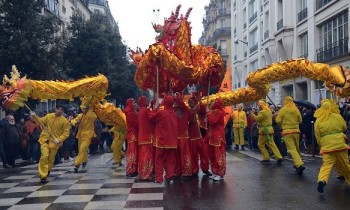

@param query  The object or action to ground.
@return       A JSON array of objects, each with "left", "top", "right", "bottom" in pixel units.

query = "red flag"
[{"left": 219, "top": 64, "right": 233, "bottom": 125}]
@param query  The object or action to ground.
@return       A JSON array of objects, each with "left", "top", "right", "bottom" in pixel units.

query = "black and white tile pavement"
[{"left": 0, "top": 153, "right": 164, "bottom": 210}]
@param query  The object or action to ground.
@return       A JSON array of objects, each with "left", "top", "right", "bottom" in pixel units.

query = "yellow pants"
[
  {"left": 318, "top": 150, "right": 350, "bottom": 185},
  {"left": 233, "top": 127, "right": 245, "bottom": 145},
  {"left": 38, "top": 144, "right": 58, "bottom": 179},
  {"left": 283, "top": 133, "right": 304, "bottom": 167},
  {"left": 75, "top": 138, "right": 91, "bottom": 167},
  {"left": 258, "top": 134, "right": 282, "bottom": 161},
  {"left": 111, "top": 137, "right": 125, "bottom": 163}
]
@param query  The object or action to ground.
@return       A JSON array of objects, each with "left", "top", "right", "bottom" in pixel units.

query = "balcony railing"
[
  {"left": 264, "top": 30, "right": 269, "bottom": 39},
  {"left": 316, "top": 37, "right": 349, "bottom": 62},
  {"left": 277, "top": 19, "right": 283, "bottom": 30},
  {"left": 249, "top": 12, "right": 257, "bottom": 23},
  {"left": 250, "top": 44, "right": 258, "bottom": 53},
  {"left": 218, "top": 8, "right": 227, "bottom": 16},
  {"left": 297, "top": 8, "right": 307, "bottom": 23},
  {"left": 316, "top": 0, "right": 332, "bottom": 11},
  {"left": 213, "top": 27, "right": 231, "bottom": 38},
  {"left": 221, "top": 49, "right": 228, "bottom": 55}
]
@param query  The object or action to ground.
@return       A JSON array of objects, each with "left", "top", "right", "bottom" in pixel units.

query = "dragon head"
[
  {"left": 129, "top": 47, "right": 144, "bottom": 65},
  {"left": 0, "top": 66, "right": 32, "bottom": 110}
]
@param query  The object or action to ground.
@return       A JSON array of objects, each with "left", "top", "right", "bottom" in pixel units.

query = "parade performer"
[
  {"left": 150, "top": 95, "right": 177, "bottom": 183},
  {"left": 276, "top": 96, "right": 304, "bottom": 175},
  {"left": 188, "top": 95, "right": 212, "bottom": 176},
  {"left": 30, "top": 105, "right": 70, "bottom": 183},
  {"left": 137, "top": 96, "right": 154, "bottom": 180},
  {"left": 71, "top": 105, "right": 97, "bottom": 172},
  {"left": 314, "top": 101, "right": 350, "bottom": 193},
  {"left": 207, "top": 98, "right": 226, "bottom": 181},
  {"left": 232, "top": 104, "right": 247, "bottom": 150},
  {"left": 125, "top": 98, "right": 138, "bottom": 178},
  {"left": 173, "top": 93, "right": 192, "bottom": 180},
  {"left": 110, "top": 123, "right": 126, "bottom": 168},
  {"left": 251, "top": 100, "right": 283, "bottom": 164}
]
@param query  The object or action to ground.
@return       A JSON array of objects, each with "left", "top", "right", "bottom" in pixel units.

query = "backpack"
[{"left": 94, "top": 119, "right": 103, "bottom": 138}]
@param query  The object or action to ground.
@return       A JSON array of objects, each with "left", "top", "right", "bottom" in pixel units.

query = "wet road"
[{"left": 0, "top": 150, "right": 349, "bottom": 209}]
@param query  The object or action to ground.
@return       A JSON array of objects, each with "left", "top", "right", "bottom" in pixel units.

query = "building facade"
[
  {"left": 199, "top": 0, "right": 232, "bottom": 67},
  {"left": 231, "top": 0, "right": 349, "bottom": 105}
]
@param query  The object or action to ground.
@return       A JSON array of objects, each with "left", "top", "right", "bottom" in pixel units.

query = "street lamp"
[{"left": 234, "top": 40, "right": 248, "bottom": 45}]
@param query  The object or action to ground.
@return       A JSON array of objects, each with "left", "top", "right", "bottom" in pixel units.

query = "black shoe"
[
  {"left": 47, "top": 171, "right": 50, "bottom": 177},
  {"left": 336, "top": 176, "right": 345, "bottom": 181},
  {"left": 180, "top": 176, "right": 191, "bottom": 181},
  {"left": 192, "top": 173, "right": 198, "bottom": 177},
  {"left": 126, "top": 172, "right": 138, "bottom": 178},
  {"left": 260, "top": 160, "right": 270, "bottom": 164},
  {"left": 40, "top": 178, "right": 48, "bottom": 184},
  {"left": 317, "top": 181, "right": 326, "bottom": 193},
  {"left": 277, "top": 159, "right": 283, "bottom": 165},
  {"left": 234, "top": 145, "right": 239, "bottom": 150},
  {"left": 166, "top": 179, "right": 174, "bottom": 184},
  {"left": 203, "top": 170, "right": 213, "bottom": 176},
  {"left": 296, "top": 165, "right": 305, "bottom": 175},
  {"left": 82, "top": 162, "right": 87, "bottom": 169},
  {"left": 241, "top": 146, "right": 245, "bottom": 151},
  {"left": 3, "top": 164, "right": 9, "bottom": 168},
  {"left": 74, "top": 166, "right": 79, "bottom": 173}
]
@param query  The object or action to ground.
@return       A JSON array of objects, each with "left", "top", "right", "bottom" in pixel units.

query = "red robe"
[
  {"left": 207, "top": 99, "right": 226, "bottom": 177},
  {"left": 174, "top": 97, "right": 192, "bottom": 177},
  {"left": 137, "top": 96, "right": 154, "bottom": 179},
  {"left": 125, "top": 99, "right": 138, "bottom": 175}
]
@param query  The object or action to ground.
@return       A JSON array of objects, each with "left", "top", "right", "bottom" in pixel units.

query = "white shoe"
[
  {"left": 213, "top": 176, "right": 224, "bottom": 181},
  {"left": 209, "top": 175, "right": 215, "bottom": 179},
  {"left": 68, "top": 157, "right": 74, "bottom": 162}
]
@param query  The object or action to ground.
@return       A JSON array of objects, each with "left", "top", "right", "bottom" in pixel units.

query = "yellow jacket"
[
  {"left": 232, "top": 110, "right": 247, "bottom": 128},
  {"left": 110, "top": 124, "right": 126, "bottom": 141},
  {"left": 71, "top": 110, "right": 97, "bottom": 140},
  {"left": 251, "top": 110, "right": 274, "bottom": 135},
  {"left": 275, "top": 106, "right": 302, "bottom": 135},
  {"left": 34, "top": 113, "right": 70, "bottom": 148},
  {"left": 315, "top": 113, "right": 349, "bottom": 154}
]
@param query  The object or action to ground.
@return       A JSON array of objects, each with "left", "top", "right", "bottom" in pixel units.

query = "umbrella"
[{"left": 293, "top": 100, "right": 316, "bottom": 110}]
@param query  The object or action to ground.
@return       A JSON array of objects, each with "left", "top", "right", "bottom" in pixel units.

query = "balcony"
[
  {"left": 316, "top": 37, "right": 349, "bottom": 62},
  {"left": 277, "top": 19, "right": 283, "bottom": 30},
  {"left": 316, "top": 0, "right": 332, "bottom": 11},
  {"left": 250, "top": 44, "right": 258, "bottom": 53},
  {"left": 297, "top": 8, "right": 307, "bottom": 23},
  {"left": 298, "top": 54, "right": 308, "bottom": 59},
  {"left": 221, "top": 49, "right": 228, "bottom": 55},
  {"left": 249, "top": 12, "right": 257, "bottom": 23},
  {"left": 264, "top": 30, "right": 269, "bottom": 39},
  {"left": 213, "top": 27, "right": 231, "bottom": 38},
  {"left": 218, "top": 8, "right": 228, "bottom": 16}
]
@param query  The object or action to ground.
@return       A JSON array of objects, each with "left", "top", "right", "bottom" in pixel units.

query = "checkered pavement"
[{"left": 0, "top": 153, "right": 164, "bottom": 210}]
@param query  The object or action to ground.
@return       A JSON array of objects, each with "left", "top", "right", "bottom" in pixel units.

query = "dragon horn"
[
  {"left": 185, "top": 8, "right": 193, "bottom": 20},
  {"left": 10, "top": 65, "right": 21, "bottom": 80},
  {"left": 3, "top": 75, "right": 10, "bottom": 85},
  {"left": 175, "top": 4, "right": 181, "bottom": 19}
]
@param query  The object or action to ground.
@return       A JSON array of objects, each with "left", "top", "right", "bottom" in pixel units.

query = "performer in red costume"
[
  {"left": 150, "top": 95, "right": 178, "bottom": 183},
  {"left": 137, "top": 96, "right": 154, "bottom": 180},
  {"left": 124, "top": 98, "right": 138, "bottom": 178},
  {"left": 173, "top": 93, "right": 192, "bottom": 180},
  {"left": 189, "top": 93, "right": 212, "bottom": 176},
  {"left": 207, "top": 98, "right": 226, "bottom": 181}
]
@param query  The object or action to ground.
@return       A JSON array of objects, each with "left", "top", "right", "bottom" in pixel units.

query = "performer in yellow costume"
[
  {"left": 71, "top": 105, "right": 97, "bottom": 172},
  {"left": 232, "top": 104, "right": 247, "bottom": 150},
  {"left": 31, "top": 105, "right": 70, "bottom": 183},
  {"left": 110, "top": 124, "right": 126, "bottom": 168},
  {"left": 314, "top": 101, "right": 350, "bottom": 193},
  {"left": 251, "top": 100, "right": 283, "bottom": 164},
  {"left": 276, "top": 96, "right": 304, "bottom": 175}
]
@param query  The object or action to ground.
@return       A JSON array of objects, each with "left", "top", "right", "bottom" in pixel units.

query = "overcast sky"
[{"left": 108, "top": 0, "right": 209, "bottom": 51}]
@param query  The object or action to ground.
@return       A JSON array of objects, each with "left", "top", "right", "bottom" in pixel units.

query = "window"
[
  {"left": 220, "top": 40, "right": 227, "bottom": 55},
  {"left": 249, "top": 0, "right": 257, "bottom": 23},
  {"left": 221, "top": 0, "right": 226, "bottom": 9},
  {"left": 319, "top": 12, "right": 348, "bottom": 48},
  {"left": 250, "top": 60, "right": 258, "bottom": 72},
  {"left": 220, "top": 19, "right": 226, "bottom": 28},
  {"left": 300, "top": 33, "right": 308, "bottom": 58},
  {"left": 45, "top": 0, "right": 59, "bottom": 15}
]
